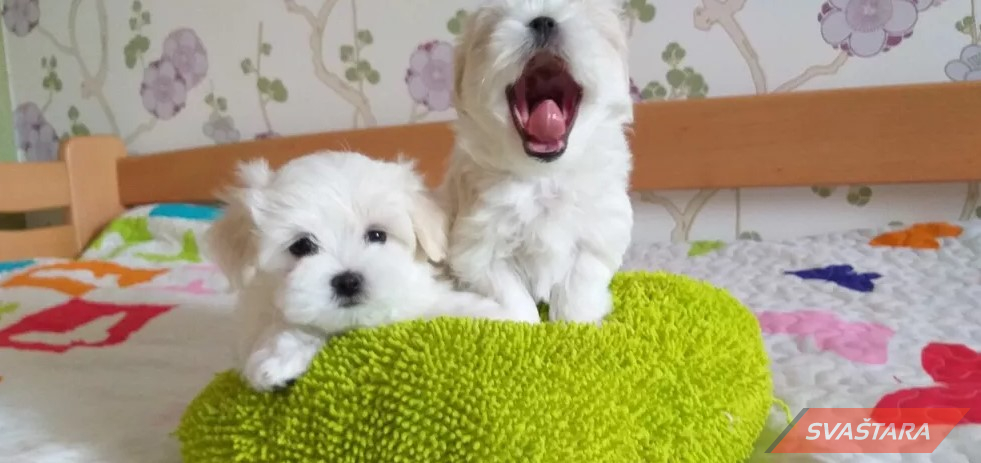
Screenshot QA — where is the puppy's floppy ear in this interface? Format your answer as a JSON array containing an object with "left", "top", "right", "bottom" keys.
[
  {"left": 205, "top": 158, "right": 272, "bottom": 289},
  {"left": 395, "top": 156, "right": 449, "bottom": 263},
  {"left": 205, "top": 202, "right": 256, "bottom": 290},
  {"left": 410, "top": 189, "right": 449, "bottom": 264}
]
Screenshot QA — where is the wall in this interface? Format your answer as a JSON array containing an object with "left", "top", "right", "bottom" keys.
[{"left": 1, "top": 0, "right": 978, "bottom": 243}]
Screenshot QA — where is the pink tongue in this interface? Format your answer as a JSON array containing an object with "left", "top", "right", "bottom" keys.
[{"left": 525, "top": 99, "right": 566, "bottom": 143}]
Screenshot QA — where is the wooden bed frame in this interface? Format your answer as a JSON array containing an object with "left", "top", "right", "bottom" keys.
[{"left": 2, "top": 81, "right": 979, "bottom": 261}]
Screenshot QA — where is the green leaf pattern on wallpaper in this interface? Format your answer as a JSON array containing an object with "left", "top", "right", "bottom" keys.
[
  {"left": 622, "top": 0, "right": 656, "bottom": 36},
  {"left": 632, "top": 42, "right": 708, "bottom": 102},
  {"left": 284, "top": 0, "right": 376, "bottom": 128},
  {"left": 1, "top": 0, "right": 977, "bottom": 239},
  {"left": 239, "top": 22, "right": 289, "bottom": 142},
  {"left": 123, "top": 1, "right": 150, "bottom": 69},
  {"left": 811, "top": 185, "right": 874, "bottom": 207},
  {"left": 446, "top": 9, "right": 469, "bottom": 35}
]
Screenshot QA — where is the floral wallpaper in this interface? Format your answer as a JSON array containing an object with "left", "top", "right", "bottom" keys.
[{"left": 1, "top": 0, "right": 978, "bottom": 243}]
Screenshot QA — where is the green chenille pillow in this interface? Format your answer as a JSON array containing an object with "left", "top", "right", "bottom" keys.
[{"left": 176, "top": 272, "right": 773, "bottom": 463}]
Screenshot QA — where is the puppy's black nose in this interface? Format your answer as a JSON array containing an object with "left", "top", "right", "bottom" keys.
[
  {"left": 528, "top": 16, "right": 557, "bottom": 45},
  {"left": 330, "top": 271, "right": 364, "bottom": 299}
]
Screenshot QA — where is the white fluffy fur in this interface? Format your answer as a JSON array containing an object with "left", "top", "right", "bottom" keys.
[
  {"left": 206, "top": 151, "right": 530, "bottom": 391},
  {"left": 441, "top": 0, "right": 634, "bottom": 323}
]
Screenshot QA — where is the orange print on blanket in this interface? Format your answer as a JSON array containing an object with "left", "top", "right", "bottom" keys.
[
  {"left": 869, "top": 222, "right": 963, "bottom": 250},
  {"left": 0, "top": 261, "right": 167, "bottom": 296}
]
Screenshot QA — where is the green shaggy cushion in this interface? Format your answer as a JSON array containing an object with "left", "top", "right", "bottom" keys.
[{"left": 176, "top": 272, "right": 772, "bottom": 463}]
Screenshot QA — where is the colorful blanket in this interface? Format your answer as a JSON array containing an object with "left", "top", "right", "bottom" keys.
[
  {"left": 623, "top": 221, "right": 981, "bottom": 462},
  {"left": 0, "top": 205, "right": 978, "bottom": 462},
  {"left": 0, "top": 204, "right": 233, "bottom": 463}
]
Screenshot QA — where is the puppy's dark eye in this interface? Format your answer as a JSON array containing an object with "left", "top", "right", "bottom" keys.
[
  {"left": 288, "top": 236, "right": 318, "bottom": 257},
  {"left": 365, "top": 229, "right": 387, "bottom": 244}
]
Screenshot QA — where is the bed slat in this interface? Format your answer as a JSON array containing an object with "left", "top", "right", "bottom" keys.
[
  {"left": 103, "top": 81, "right": 981, "bottom": 207},
  {"left": 631, "top": 81, "right": 981, "bottom": 190},
  {"left": 0, "top": 162, "right": 72, "bottom": 212},
  {"left": 0, "top": 225, "right": 76, "bottom": 260},
  {"left": 117, "top": 122, "right": 454, "bottom": 205},
  {"left": 119, "top": 123, "right": 453, "bottom": 206}
]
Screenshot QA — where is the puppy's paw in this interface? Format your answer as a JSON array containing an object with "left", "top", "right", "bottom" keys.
[
  {"left": 273, "top": 378, "right": 298, "bottom": 392},
  {"left": 242, "top": 348, "right": 315, "bottom": 392},
  {"left": 506, "top": 306, "right": 543, "bottom": 324},
  {"left": 477, "top": 298, "right": 541, "bottom": 324},
  {"left": 549, "top": 289, "right": 612, "bottom": 324},
  {"left": 549, "top": 305, "right": 610, "bottom": 324}
]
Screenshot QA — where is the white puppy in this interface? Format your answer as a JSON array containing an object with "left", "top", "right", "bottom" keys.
[
  {"left": 441, "top": 0, "right": 634, "bottom": 323},
  {"left": 206, "top": 151, "right": 523, "bottom": 391}
]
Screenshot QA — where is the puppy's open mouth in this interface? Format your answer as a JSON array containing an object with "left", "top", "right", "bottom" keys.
[{"left": 505, "top": 52, "right": 583, "bottom": 161}]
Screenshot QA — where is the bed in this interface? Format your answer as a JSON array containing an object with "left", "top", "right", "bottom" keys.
[{"left": 0, "top": 81, "right": 979, "bottom": 462}]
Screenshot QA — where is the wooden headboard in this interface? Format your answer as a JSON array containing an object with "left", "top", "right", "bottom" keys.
[{"left": 2, "top": 81, "right": 980, "bottom": 261}]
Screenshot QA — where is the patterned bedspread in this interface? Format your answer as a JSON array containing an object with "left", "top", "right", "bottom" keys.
[
  {"left": 624, "top": 221, "right": 981, "bottom": 462},
  {"left": 0, "top": 205, "right": 978, "bottom": 462},
  {"left": 0, "top": 204, "right": 233, "bottom": 463}
]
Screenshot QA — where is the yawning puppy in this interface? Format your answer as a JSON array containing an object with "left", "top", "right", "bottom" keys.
[
  {"left": 441, "top": 0, "right": 634, "bottom": 323},
  {"left": 206, "top": 151, "right": 526, "bottom": 391}
]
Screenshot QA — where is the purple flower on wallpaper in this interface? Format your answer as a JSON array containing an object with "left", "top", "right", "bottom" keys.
[
  {"left": 14, "top": 102, "right": 59, "bottom": 162},
  {"left": 203, "top": 114, "right": 241, "bottom": 144},
  {"left": 140, "top": 58, "right": 187, "bottom": 120},
  {"left": 162, "top": 28, "right": 208, "bottom": 89},
  {"left": 945, "top": 44, "right": 981, "bottom": 81},
  {"left": 2, "top": 0, "right": 39, "bottom": 37},
  {"left": 254, "top": 131, "right": 280, "bottom": 140},
  {"left": 819, "top": 0, "right": 918, "bottom": 58},
  {"left": 406, "top": 40, "right": 454, "bottom": 112}
]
